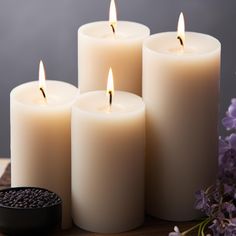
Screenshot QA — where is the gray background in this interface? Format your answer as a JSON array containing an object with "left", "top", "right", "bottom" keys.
[{"left": 0, "top": 0, "right": 234, "bottom": 157}]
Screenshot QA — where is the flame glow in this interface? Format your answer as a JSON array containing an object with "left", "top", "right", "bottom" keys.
[
  {"left": 106, "top": 67, "right": 114, "bottom": 96},
  {"left": 177, "top": 12, "right": 185, "bottom": 47},
  {"left": 39, "top": 60, "right": 47, "bottom": 99},
  {"left": 109, "top": 0, "right": 117, "bottom": 33}
]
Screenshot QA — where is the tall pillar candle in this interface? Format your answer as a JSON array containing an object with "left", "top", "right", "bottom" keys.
[
  {"left": 10, "top": 63, "right": 78, "bottom": 229},
  {"left": 72, "top": 73, "right": 145, "bottom": 233},
  {"left": 143, "top": 26, "right": 221, "bottom": 220},
  {"left": 78, "top": 1, "right": 150, "bottom": 95}
]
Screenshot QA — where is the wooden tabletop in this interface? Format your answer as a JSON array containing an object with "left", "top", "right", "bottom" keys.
[
  {"left": 0, "top": 158, "right": 198, "bottom": 235},
  {"left": 55, "top": 218, "right": 198, "bottom": 236}
]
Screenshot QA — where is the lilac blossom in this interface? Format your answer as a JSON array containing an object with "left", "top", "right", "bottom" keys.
[{"left": 222, "top": 99, "right": 236, "bottom": 130}]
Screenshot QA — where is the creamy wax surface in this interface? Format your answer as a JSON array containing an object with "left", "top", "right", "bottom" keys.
[
  {"left": 78, "top": 21, "right": 150, "bottom": 95},
  {"left": 143, "top": 32, "right": 221, "bottom": 221},
  {"left": 72, "top": 91, "right": 145, "bottom": 233},
  {"left": 11, "top": 80, "right": 78, "bottom": 229}
]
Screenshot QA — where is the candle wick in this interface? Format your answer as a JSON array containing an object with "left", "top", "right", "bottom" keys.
[
  {"left": 109, "top": 91, "right": 112, "bottom": 106},
  {"left": 40, "top": 87, "right": 47, "bottom": 100},
  {"left": 177, "top": 36, "right": 184, "bottom": 47},
  {"left": 110, "top": 24, "right": 115, "bottom": 34}
]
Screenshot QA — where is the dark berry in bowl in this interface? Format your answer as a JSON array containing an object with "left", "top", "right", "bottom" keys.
[{"left": 0, "top": 187, "right": 62, "bottom": 235}]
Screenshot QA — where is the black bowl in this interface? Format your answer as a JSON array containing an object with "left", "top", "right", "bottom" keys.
[{"left": 0, "top": 187, "right": 62, "bottom": 235}]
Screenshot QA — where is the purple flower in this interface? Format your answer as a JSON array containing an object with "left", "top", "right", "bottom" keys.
[
  {"left": 195, "top": 185, "right": 223, "bottom": 217},
  {"left": 219, "top": 148, "right": 236, "bottom": 185},
  {"left": 224, "top": 202, "right": 236, "bottom": 218},
  {"left": 209, "top": 218, "right": 236, "bottom": 235},
  {"left": 223, "top": 218, "right": 236, "bottom": 236},
  {"left": 195, "top": 190, "right": 209, "bottom": 211},
  {"left": 225, "top": 134, "right": 236, "bottom": 151},
  {"left": 225, "top": 225, "right": 236, "bottom": 236},
  {"left": 222, "top": 99, "right": 236, "bottom": 130},
  {"left": 209, "top": 219, "right": 228, "bottom": 235},
  {"left": 219, "top": 137, "right": 231, "bottom": 161},
  {"left": 222, "top": 117, "right": 236, "bottom": 130},
  {"left": 219, "top": 134, "right": 236, "bottom": 165},
  {"left": 228, "top": 99, "right": 236, "bottom": 117},
  {"left": 223, "top": 183, "right": 234, "bottom": 196}
]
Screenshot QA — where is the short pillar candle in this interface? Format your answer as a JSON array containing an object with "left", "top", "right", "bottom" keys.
[
  {"left": 72, "top": 69, "right": 145, "bottom": 233},
  {"left": 10, "top": 61, "right": 78, "bottom": 229},
  {"left": 78, "top": 0, "right": 150, "bottom": 95}
]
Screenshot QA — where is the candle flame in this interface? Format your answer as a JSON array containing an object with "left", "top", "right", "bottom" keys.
[
  {"left": 177, "top": 12, "right": 185, "bottom": 47},
  {"left": 106, "top": 67, "right": 114, "bottom": 106},
  {"left": 109, "top": 0, "right": 117, "bottom": 34},
  {"left": 39, "top": 60, "right": 47, "bottom": 100}
]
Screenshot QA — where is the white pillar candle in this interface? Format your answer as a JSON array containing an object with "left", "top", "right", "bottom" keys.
[
  {"left": 10, "top": 62, "right": 78, "bottom": 229},
  {"left": 78, "top": 0, "right": 150, "bottom": 95},
  {"left": 72, "top": 69, "right": 145, "bottom": 233},
  {"left": 143, "top": 14, "right": 221, "bottom": 221}
]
